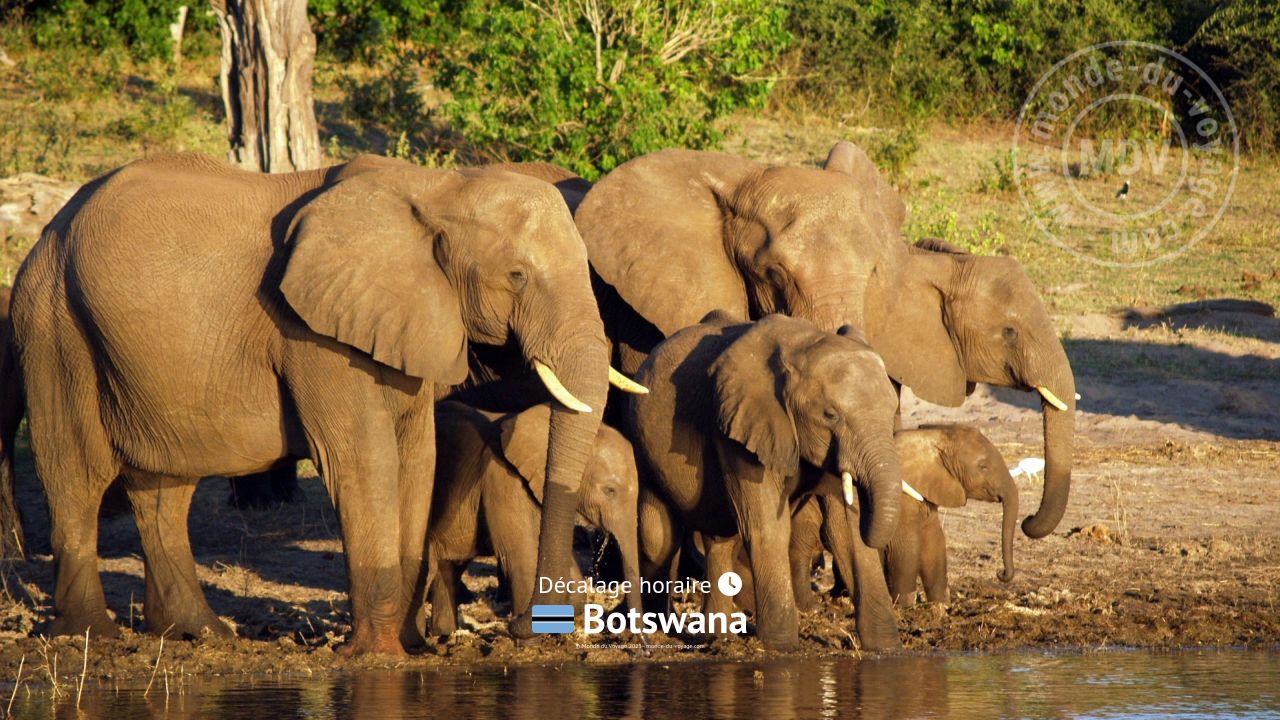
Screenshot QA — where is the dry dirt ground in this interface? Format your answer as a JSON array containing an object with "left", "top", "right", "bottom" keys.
[{"left": 0, "top": 303, "right": 1276, "bottom": 684}]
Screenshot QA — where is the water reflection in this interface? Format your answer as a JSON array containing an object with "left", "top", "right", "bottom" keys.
[{"left": 12, "top": 650, "right": 1280, "bottom": 719}]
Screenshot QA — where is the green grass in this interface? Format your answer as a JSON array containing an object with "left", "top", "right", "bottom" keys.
[{"left": 2, "top": 41, "right": 1277, "bottom": 319}]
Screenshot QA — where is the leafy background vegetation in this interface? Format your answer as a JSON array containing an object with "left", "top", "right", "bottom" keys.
[
  {"left": 5, "top": 0, "right": 1280, "bottom": 174},
  {"left": 0, "top": 0, "right": 1277, "bottom": 310}
]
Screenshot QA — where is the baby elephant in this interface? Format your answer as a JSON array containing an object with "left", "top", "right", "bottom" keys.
[
  {"left": 629, "top": 312, "right": 903, "bottom": 651},
  {"left": 425, "top": 401, "right": 642, "bottom": 636},
  {"left": 885, "top": 424, "right": 1018, "bottom": 606}
]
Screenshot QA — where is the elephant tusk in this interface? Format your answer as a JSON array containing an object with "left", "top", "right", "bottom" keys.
[
  {"left": 902, "top": 480, "right": 925, "bottom": 503},
  {"left": 841, "top": 472, "right": 855, "bottom": 507},
  {"left": 609, "top": 367, "right": 649, "bottom": 394},
  {"left": 1036, "top": 385, "right": 1070, "bottom": 411},
  {"left": 533, "top": 360, "right": 593, "bottom": 414}
]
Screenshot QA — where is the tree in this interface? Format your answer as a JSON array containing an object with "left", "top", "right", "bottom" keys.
[{"left": 211, "top": 0, "right": 322, "bottom": 172}]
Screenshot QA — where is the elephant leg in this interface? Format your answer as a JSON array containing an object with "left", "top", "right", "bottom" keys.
[
  {"left": 30, "top": 408, "right": 120, "bottom": 638},
  {"left": 702, "top": 535, "right": 739, "bottom": 619},
  {"left": 394, "top": 404, "right": 436, "bottom": 651},
  {"left": 886, "top": 542, "right": 921, "bottom": 608},
  {"left": 639, "top": 541, "right": 679, "bottom": 615},
  {"left": 822, "top": 496, "right": 900, "bottom": 651},
  {"left": 733, "top": 548, "right": 756, "bottom": 615},
  {"left": 919, "top": 514, "right": 949, "bottom": 604},
  {"left": 427, "top": 559, "right": 462, "bottom": 637},
  {"left": 123, "top": 470, "right": 232, "bottom": 639},
  {"left": 493, "top": 518, "right": 541, "bottom": 620},
  {"left": 44, "top": 467, "right": 120, "bottom": 638},
  {"left": 638, "top": 487, "right": 679, "bottom": 614},
  {"left": 723, "top": 458, "right": 799, "bottom": 649},
  {"left": 715, "top": 442, "right": 799, "bottom": 650},
  {"left": 739, "top": 512, "right": 800, "bottom": 651},
  {"left": 788, "top": 497, "right": 823, "bottom": 612},
  {"left": 291, "top": 382, "right": 405, "bottom": 656}
]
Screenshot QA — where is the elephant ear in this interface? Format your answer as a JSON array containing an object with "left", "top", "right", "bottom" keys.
[
  {"left": 870, "top": 255, "right": 967, "bottom": 406},
  {"left": 823, "top": 141, "right": 906, "bottom": 233},
  {"left": 280, "top": 168, "right": 468, "bottom": 384},
  {"left": 497, "top": 404, "right": 553, "bottom": 503},
  {"left": 924, "top": 435, "right": 975, "bottom": 508},
  {"left": 913, "top": 465, "right": 968, "bottom": 508},
  {"left": 708, "top": 315, "right": 799, "bottom": 477},
  {"left": 576, "top": 149, "right": 756, "bottom": 337}
]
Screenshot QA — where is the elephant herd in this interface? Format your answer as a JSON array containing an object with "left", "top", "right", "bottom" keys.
[{"left": 0, "top": 140, "right": 1075, "bottom": 655}]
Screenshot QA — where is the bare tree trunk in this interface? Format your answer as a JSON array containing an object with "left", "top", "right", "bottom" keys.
[{"left": 211, "top": 0, "right": 321, "bottom": 173}]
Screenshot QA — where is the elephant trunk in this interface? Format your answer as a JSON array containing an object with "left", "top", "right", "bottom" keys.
[
  {"left": 1022, "top": 364, "right": 1075, "bottom": 539},
  {"left": 848, "top": 437, "right": 902, "bottom": 550},
  {"left": 608, "top": 510, "right": 644, "bottom": 614},
  {"left": 521, "top": 295, "right": 610, "bottom": 618},
  {"left": 996, "top": 472, "right": 1018, "bottom": 583}
]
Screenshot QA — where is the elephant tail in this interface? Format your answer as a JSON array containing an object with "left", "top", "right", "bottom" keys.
[{"left": 0, "top": 285, "right": 27, "bottom": 559}]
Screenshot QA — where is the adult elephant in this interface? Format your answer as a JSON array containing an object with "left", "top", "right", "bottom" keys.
[
  {"left": 575, "top": 143, "right": 1075, "bottom": 541},
  {"left": 7, "top": 152, "right": 610, "bottom": 655}
]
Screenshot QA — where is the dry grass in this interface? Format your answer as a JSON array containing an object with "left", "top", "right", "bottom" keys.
[
  {"left": 2, "top": 42, "right": 1276, "bottom": 321},
  {"left": 722, "top": 116, "right": 1280, "bottom": 318}
]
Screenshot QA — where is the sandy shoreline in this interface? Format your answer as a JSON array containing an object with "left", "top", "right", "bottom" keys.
[{"left": 1, "top": 307, "right": 1277, "bottom": 681}]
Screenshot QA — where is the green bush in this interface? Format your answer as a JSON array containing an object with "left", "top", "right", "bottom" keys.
[
  {"left": 31, "top": 0, "right": 214, "bottom": 62},
  {"left": 432, "top": 0, "right": 790, "bottom": 179},
  {"left": 1186, "top": 0, "right": 1280, "bottom": 152},
  {"left": 783, "top": 0, "right": 1163, "bottom": 121},
  {"left": 310, "top": 0, "right": 460, "bottom": 61},
  {"left": 870, "top": 125, "right": 921, "bottom": 184}
]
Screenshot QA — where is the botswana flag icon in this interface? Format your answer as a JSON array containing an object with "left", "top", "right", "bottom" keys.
[{"left": 531, "top": 604, "right": 575, "bottom": 634}]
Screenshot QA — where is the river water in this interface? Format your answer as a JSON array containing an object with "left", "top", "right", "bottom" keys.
[{"left": 5, "top": 650, "right": 1278, "bottom": 719}]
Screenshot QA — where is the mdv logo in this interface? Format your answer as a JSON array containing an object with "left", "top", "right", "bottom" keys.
[{"left": 530, "top": 604, "right": 575, "bottom": 634}]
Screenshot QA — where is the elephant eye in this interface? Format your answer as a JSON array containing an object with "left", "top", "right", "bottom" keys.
[
  {"left": 508, "top": 268, "right": 528, "bottom": 288},
  {"left": 603, "top": 485, "right": 617, "bottom": 497},
  {"left": 766, "top": 265, "right": 787, "bottom": 285},
  {"left": 822, "top": 407, "right": 839, "bottom": 423},
  {"left": 1002, "top": 326, "right": 1018, "bottom": 343}
]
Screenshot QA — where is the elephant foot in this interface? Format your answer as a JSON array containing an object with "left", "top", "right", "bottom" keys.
[
  {"left": 758, "top": 632, "right": 801, "bottom": 653},
  {"left": 400, "top": 625, "right": 430, "bottom": 652},
  {"left": 508, "top": 610, "right": 535, "bottom": 640},
  {"left": 50, "top": 611, "right": 120, "bottom": 639},
  {"left": 795, "top": 588, "right": 819, "bottom": 614},
  {"left": 338, "top": 627, "right": 406, "bottom": 657},
  {"left": 147, "top": 607, "right": 234, "bottom": 641},
  {"left": 855, "top": 623, "right": 902, "bottom": 653},
  {"left": 427, "top": 612, "right": 458, "bottom": 638}
]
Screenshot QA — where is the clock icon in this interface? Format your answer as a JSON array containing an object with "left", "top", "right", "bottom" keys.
[{"left": 717, "top": 571, "right": 743, "bottom": 598}]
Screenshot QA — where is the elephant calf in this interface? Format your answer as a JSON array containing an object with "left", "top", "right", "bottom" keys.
[
  {"left": 628, "top": 312, "right": 903, "bottom": 651},
  {"left": 425, "top": 401, "right": 641, "bottom": 636},
  {"left": 782, "top": 424, "right": 1019, "bottom": 611},
  {"left": 884, "top": 425, "right": 1018, "bottom": 606}
]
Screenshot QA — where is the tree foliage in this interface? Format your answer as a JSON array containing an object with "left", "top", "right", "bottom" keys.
[
  {"left": 1187, "top": 0, "right": 1280, "bottom": 151},
  {"left": 28, "top": 0, "right": 216, "bottom": 61},
  {"left": 432, "top": 1, "right": 789, "bottom": 178}
]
